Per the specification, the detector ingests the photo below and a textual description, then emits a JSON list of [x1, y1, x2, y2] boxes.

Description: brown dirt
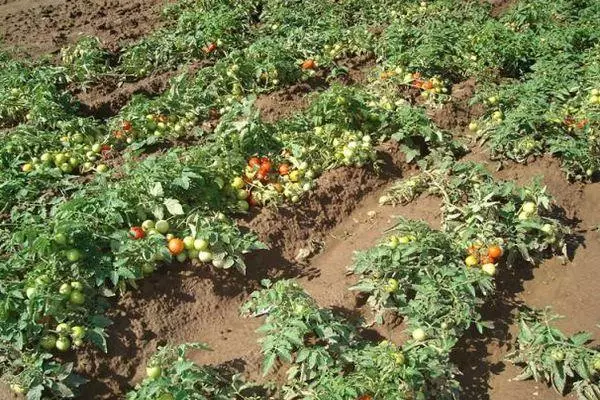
[[487, 0, 519, 17], [427, 78, 485, 134], [0, 0, 169, 57]]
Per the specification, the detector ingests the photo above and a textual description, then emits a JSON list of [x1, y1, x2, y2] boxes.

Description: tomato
[[236, 189, 249, 200], [59, 283, 72, 297], [468, 122, 479, 132], [69, 290, 85, 305], [71, 326, 86, 339], [541, 224, 555, 234], [55, 336, 71, 352], [25, 287, 37, 299], [398, 236, 411, 244], [168, 238, 185, 255], [142, 220, 155, 231], [465, 255, 479, 267], [422, 81, 434, 90], [40, 334, 57, 350], [56, 323, 71, 333], [259, 161, 272, 173], [289, 170, 300, 182], [301, 59, 316, 70], [248, 193, 259, 207], [142, 263, 155, 274], [176, 253, 187, 263], [194, 239, 209, 251], [71, 281, 83, 291], [393, 352, 405, 365], [522, 201, 537, 215], [248, 157, 261, 168], [255, 171, 269, 182], [183, 236, 195, 250], [550, 349, 565, 362], [155, 220, 170, 234], [412, 328, 427, 341], [231, 177, 245, 189], [66, 249, 82, 262], [388, 236, 399, 249], [158, 394, 174, 400], [357, 395, 373, 400], [481, 263, 496, 276], [146, 365, 162, 379], [198, 251, 213, 263], [384, 278, 399, 293], [129, 226, 145, 240], [10, 384, 25, 394], [487, 245, 503, 259], [592, 356, 600, 371], [206, 42, 217, 53], [238, 200, 250, 211], [278, 164, 290, 175], [96, 164, 108, 173], [123, 120, 132, 131]]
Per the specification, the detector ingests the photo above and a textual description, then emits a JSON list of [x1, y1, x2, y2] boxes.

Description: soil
[[0, 0, 169, 58]]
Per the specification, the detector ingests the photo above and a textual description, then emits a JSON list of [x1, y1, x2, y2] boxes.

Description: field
[[1, 0, 600, 399]]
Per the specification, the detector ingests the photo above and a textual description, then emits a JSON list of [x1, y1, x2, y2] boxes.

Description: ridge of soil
[[0, 0, 169, 58]]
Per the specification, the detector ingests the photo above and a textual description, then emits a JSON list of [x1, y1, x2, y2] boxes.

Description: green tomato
[[22, 163, 33, 172], [238, 200, 250, 211], [198, 251, 213, 263], [91, 143, 102, 153], [71, 281, 84, 291], [146, 366, 162, 379], [231, 177, 245, 189], [40, 334, 57, 350], [69, 290, 85, 305], [66, 249, 82, 262], [41, 152, 53, 163], [384, 278, 399, 293], [71, 326, 86, 339], [237, 189, 249, 200], [412, 328, 427, 342], [550, 349, 565, 362], [56, 323, 71, 334], [60, 163, 73, 173], [142, 220, 155, 231], [59, 283, 72, 297], [155, 220, 170, 234], [142, 263, 155, 275], [194, 239, 209, 251], [55, 336, 71, 351], [522, 201, 537, 215], [25, 287, 37, 299], [388, 236, 399, 249], [183, 236, 195, 250], [96, 164, 108, 173], [393, 352, 405, 365]]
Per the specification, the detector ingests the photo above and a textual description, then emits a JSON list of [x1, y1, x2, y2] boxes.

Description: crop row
[[125, 157, 575, 399]]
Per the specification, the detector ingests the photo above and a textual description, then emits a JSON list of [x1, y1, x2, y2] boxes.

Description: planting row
[[125, 158, 576, 399]]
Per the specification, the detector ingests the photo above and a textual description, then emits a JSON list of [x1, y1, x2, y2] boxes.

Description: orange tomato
[[168, 238, 185, 255], [301, 59, 316, 70], [487, 245, 503, 259], [248, 157, 261, 168], [422, 81, 434, 90], [278, 164, 290, 176], [357, 395, 373, 400]]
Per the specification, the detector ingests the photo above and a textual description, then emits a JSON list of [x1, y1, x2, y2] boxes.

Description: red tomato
[[129, 226, 145, 240], [259, 161, 272, 173], [248, 157, 261, 168], [205, 42, 217, 53], [255, 171, 269, 182], [122, 120, 132, 131], [278, 164, 290, 175]]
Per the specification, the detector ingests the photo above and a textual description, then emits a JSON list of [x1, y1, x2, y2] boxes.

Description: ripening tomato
[[422, 81, 434, 90], [123, 120, 132, 131], [255, 171, 269, 182], [129, 226, 145, 240], [301, 59, 316, 70], [168, 238, 185, 255], [356, 395, 373, 400], [487, 245, 503, 260], [465, 255, 479, 267], [278, 164, 290, 175], [248, 157, 261, 168]]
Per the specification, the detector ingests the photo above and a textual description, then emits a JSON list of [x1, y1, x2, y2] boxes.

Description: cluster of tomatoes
[[229, 156, 314, 209], [588, 88, 600, 105], [129, 219, 222, 269], [409, 72, 448, 99], [465, 243, 503, 276], [40, 320, 87, 353], [21, 139, 111, 175]]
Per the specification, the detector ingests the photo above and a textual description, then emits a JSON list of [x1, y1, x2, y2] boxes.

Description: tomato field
[[1, 0, 600, 399]]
